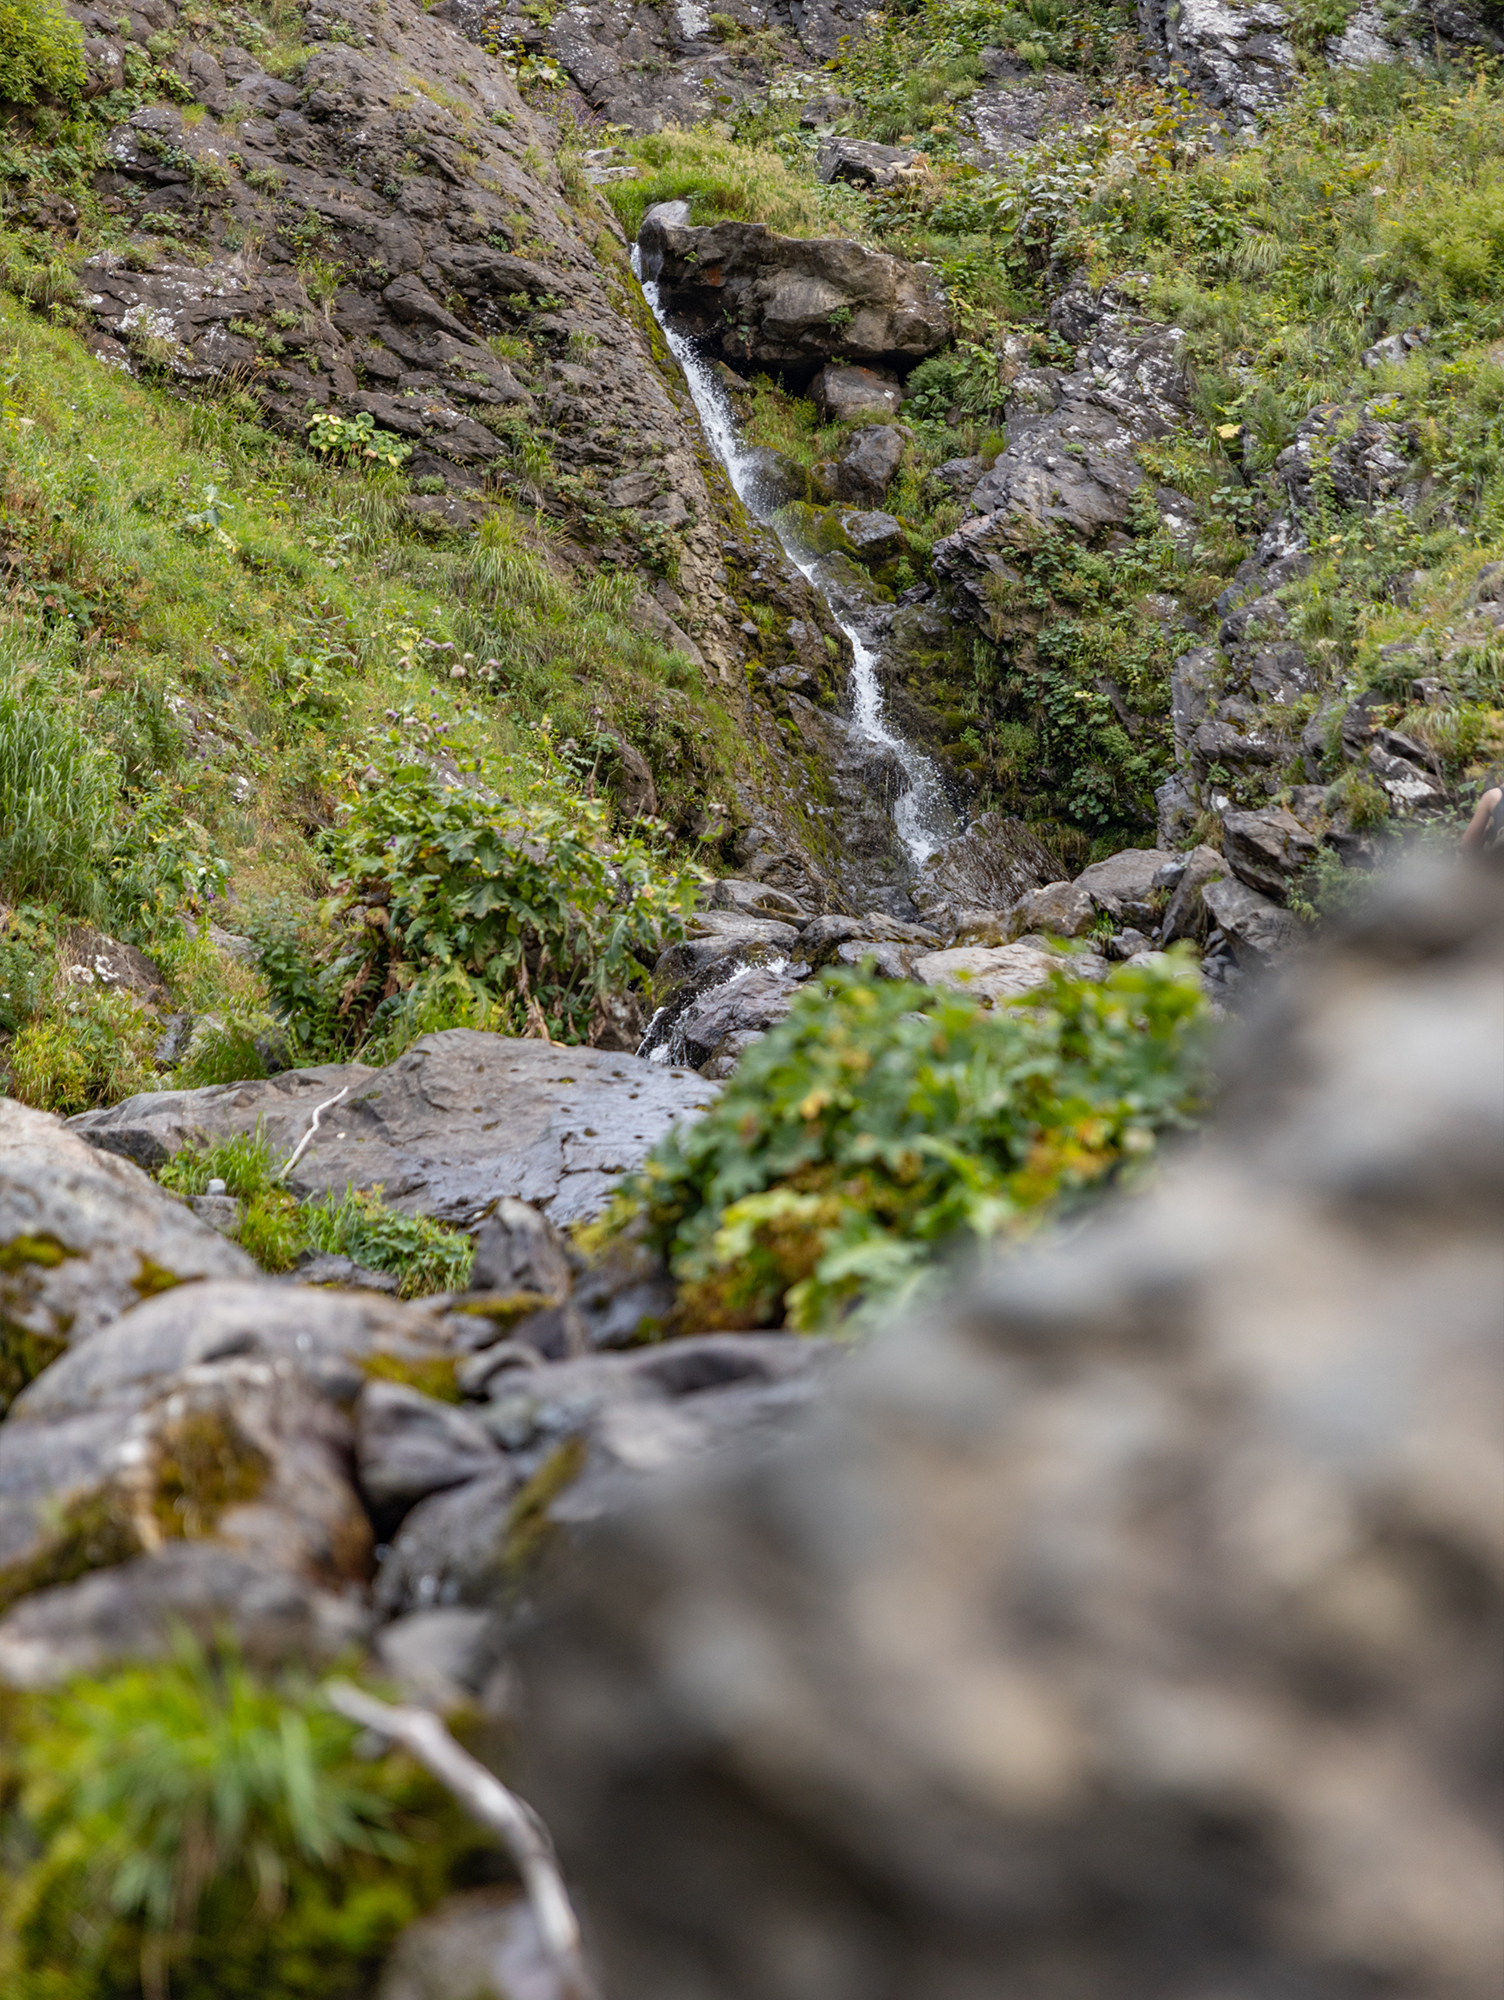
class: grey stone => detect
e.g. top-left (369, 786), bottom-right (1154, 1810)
top-left (70, 1030), bottom-right (719, 1230)
top-left (672, 965), bottom-right (803, 1075)
top-left (1169, 647), bottom-right (1220, 751)
top-left (467, 1198), bottom-right (573, 1304)
top-left (0, 1341), bottom-right (374, 1615)
top-left (834, 426), bottom-right (904, 504)
top-left (935, 305), bottom-right (1189, 617)
top-left (932, 454), bottom-right (985, 498)
top-left (915, 939), bottom-right (1109, 1002)
top-left (816, 138), bottom-right (916, 189)
top-left (1202, 874), bottom-right (1304, 965)
top-left (1160, 844), bottom-right (1231, 942)
top-left (515, 863), bottom-right (1504, 2000)
top-left (1012, 879), bottom-right (1097, 938)
top-left (701, 878), bottom-right (812, 923)
top-left (373, 1466), bottom-right (524, 1616)
top-left (0, 1099), bottom-right (256, 1408)
top-left (1072, 846), bottom-right (1178, 917)
top-left (638, 207), bottom-right (949, 373)
top-left (1276, 404), bottom-right (1412, 514)
top-left (812, 362), bottom-right (903, 421)
top-left (0, 1544), bottom-right (368, 1689)
top-left (912, 813), bottom-right (1062, 925)
top-left (1368, 743), bottom-right (1448, 809)
top-left (1221, 805), bottom-right (1323, 899)
top-left (356, 1378), bottom-right (500, 1521)
top-left (9, 1278), bottom-right (449, 1425)
top-left (840, 509), bottom-right (905, 564)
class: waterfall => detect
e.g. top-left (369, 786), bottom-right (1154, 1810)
top-left (633, 254), bottom-right (955, 872)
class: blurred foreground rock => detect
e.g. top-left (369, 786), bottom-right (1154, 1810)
top-left (517, 862), bottom-right (1504, 2000)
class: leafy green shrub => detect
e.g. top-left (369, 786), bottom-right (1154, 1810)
top-left (0, 906), bottom-right (55, 1035)
top-left (172, 1014), bottom-right (276, 1088)
top-left (0, 0), bottom-right (85, 104)
top-left (0, 1643), bottom-right (491, 2000)
top-left (0, 695), bottom-right (121, 920)
top-left (258, 733), bottom-right (698, 1058)
top-left (617, 957), bottom-right (1211, 1332)
top-left (305, 410), bottom-right (412, 471)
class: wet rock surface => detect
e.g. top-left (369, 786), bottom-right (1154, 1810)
top-left (70, 1028), bottom-right (719, 1228)
top-left (515, 864), bottom-right (1504, 2000)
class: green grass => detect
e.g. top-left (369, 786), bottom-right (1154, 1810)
top-left (0, 1641), bottom-right (493, 2000)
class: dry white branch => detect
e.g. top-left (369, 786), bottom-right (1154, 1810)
top-left (323, 1679), bottom-right (596, 2000)
top-left (277, 1085), bottom-right (349, 1181)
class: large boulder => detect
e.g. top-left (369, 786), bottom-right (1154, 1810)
top-left (0, 1099), bottom-right (256, 1411)
top-left (0, 1280), bottom-right (454, 1630)
top-left (1072, 845), bottom-right (1179, 923)
top-left (69, 1029), bottom-right (719, 1230)
top-left (833, 425), bottom-right (904, 504)
top-left (914, 938), bottom-right (1109, 1003)
top-left (811, 363), bottom-right (903, 421)
top-left (638, 204), bottom-right (950, 377)
top-left (515, 863), bottom-right (1504, 2000)
top-left (1203, 874), bottom-right (1304, 966)
top-left (0, 1544), bottom-right (368, 1690)
top-left (912, 812), bottom-right (1062, 925)
top-left (1221, 805), bottom-right (1323, 900)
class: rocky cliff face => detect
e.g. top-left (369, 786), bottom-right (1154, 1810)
top-left (59, 0), bottom-right (888, 898)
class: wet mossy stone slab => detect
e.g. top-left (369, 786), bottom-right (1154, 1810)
top-left (0, 1100), bottom-right (255, 1411)
top-left (70, 1029), bottom-right (719, 1230)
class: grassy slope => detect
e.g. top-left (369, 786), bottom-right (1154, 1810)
top-left (0, 292), bottom-right (739, 1102)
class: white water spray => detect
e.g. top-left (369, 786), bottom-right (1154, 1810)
top-left (634, 257), bottom-right (954, 869)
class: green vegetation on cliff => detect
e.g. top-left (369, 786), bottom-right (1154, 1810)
top-left (608, 40), bottom-right (1504, 854)
top-left (0, 300), bottom-right (708, 1106)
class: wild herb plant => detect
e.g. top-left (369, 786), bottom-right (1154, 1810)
top-left (257, 728), bottom-right (699, 1057)
top-left (617, 955), bottom-right (1210, 1332)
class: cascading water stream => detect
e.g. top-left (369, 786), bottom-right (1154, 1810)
top-left (633, 255), bottom-right (956, 873)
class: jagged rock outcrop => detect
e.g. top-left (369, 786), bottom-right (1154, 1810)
top-left (516, 861), bottom-right (1504, 2000)
top-left (933, 286), bottom-right (1189, 608)
top-left (638, 202), bottom-right (950, 380)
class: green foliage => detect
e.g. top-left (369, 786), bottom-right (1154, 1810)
top-left (4, 984), bottom-right (157, 1114)
top-left (619, 957), bottom-right (1210, 1331)
top-left (156, 1130), bottom-right (473, 1294)
top-left (0, 1643), bottom-right (488, 2000)
top-left (305, 410), bottom-right (412, 472)
top-left (258, 731), bottom-right (699, 1057)
top-left (301, 1186), bottom-right (474, 1296)
top-left (0, 694), bottom-right (121, 921)
top-left (156, 1128), bottom-right (283, 1202)
top-left (0, 0), bottom-right (85, 105)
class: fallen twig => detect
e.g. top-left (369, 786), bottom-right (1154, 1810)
top-left (277, 1085), bottom-right (349, 1181)
top-left (323, 1679), bottom-right (596, 2000)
